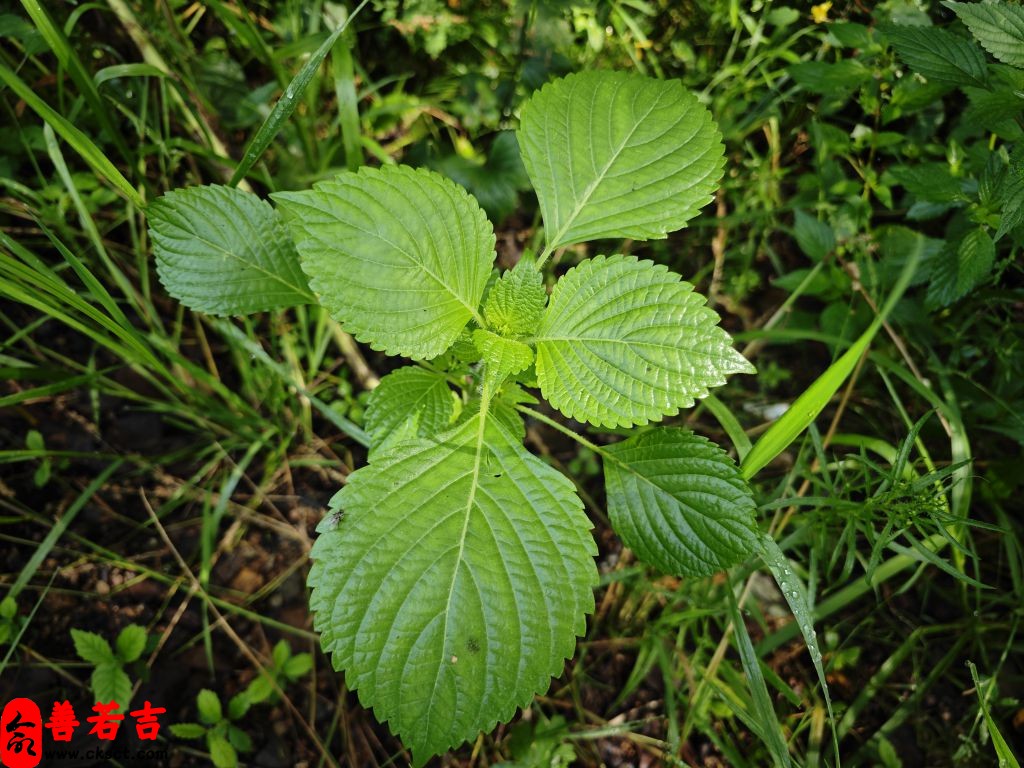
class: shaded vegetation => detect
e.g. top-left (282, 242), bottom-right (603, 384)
top-left (1, 1), bottom-right (1022, 766)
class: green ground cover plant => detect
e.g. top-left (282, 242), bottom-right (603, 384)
top-left (147, 70), bottom-right (767, 760)
top-left (71, 623), bottom-right (147, 709)
top-left (1, 0), bottom-right (1022, 766)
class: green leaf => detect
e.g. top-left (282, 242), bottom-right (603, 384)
top-left (208, 734), bottom-right (238, 768)
top-left (725, 585), bottom-right (793, 768)
top-left (364, 366), bottom-right (456, 458)
top-left (274, 166), bottom-right (494, 359)
top-left (227, 724), bottom-right (254, 753)
top-left (25, 430), bottom-right (43, 451)
top-left (603, 428), bottom-right (758, 577)
top-left (793, 210), bottom-right (836, 262)
top-left (308, 411), bottom-right (597, 760)
top-left (789, 59), bottom-right (872, 94)
top-left (964, 86), bottom-right (1024, 130)
top-left (243, 673), bottom-right (274, 704)
top-left (71, 628), bottom-right (116, 665)
top-left (995, 148), bottom-right (1024, 239)
top-left (148, 185), bottom-right (312, 315)
top-left (946, 1), bottom-right (1024, 68)
top-left (283, 653), bottom-right (313, 680)
top-left (0, 596), bottom-right (17, 620)
top-left (115, 624), bottom-right (147, 663)
top-left (91, 662), bottom-right (131, 710)
top-left (829, 21), bottom-right (874, 49)
top-left (889, 163), bottom-right (964, 203)
top-left (228, 2), bottom-right (368, 186)
top-left (884, 23), bottom-right (989, 87)
top-left (534, 255), bottom-right (754, 428)
top-left (473, 329), bottom-right (534, 393)
top-left (967, 661), bottom-right (1023, 768)
top-left (517, 71), bottom-right (724, 250)
top-left (197, 688), bottom-right (223, 725)
top-left (483, 257), bottom-right (547, 337)
top-left (226, 693), bottom-right (250, 722)
top-left (741, 242), bottom-right (923, 479)
top-left (169, 722), bottom-right (207, 739)
top-left (271, 639), bottom-right (290, 668)
top-left (760, 535), bottom-right (838, 762)
top-left (926, 227), bottom-right (995, 307)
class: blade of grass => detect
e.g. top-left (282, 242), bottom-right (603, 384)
top-left (43, 123), bottom-right (145, 317)
top-left (94, 62), bottom-right (167, 87)
top-left (741, 239), bottom-right (923, 478)
top-left (0, 61), bottom-right (143, 207)
top-left (756, 532), bottom-right (947, 656)
top-left (760, 534), bottom-right (839, 766)
top-left (228, 0), bottom-right (370, 186)
top-left (725, 580), bottom-right (793, 768)
top-left (20, 0), bottom-right (131, 161)
top-left (211, 318), bottom-right (369, 446)
top-left (702, 393), bottom-right (753, 461)
top-left (0, 573), bottom-right (58, 678)
top-left (967, 661), bottom-right (1021, 768)
top-left (0, 368), bottom-right (109, 409)
top-left (329, 5), bottom-right (363, 172)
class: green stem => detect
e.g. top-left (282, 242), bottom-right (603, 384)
top-left (536, 241), bottom-right (556, 270)
top-left (515, 404), bottom-right (607, 457)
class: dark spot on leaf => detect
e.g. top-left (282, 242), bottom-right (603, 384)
top-left (467, 638), bottom-right (480, 653)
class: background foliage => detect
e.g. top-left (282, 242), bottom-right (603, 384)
top-left (1, 0), bottom-right (1021, 766)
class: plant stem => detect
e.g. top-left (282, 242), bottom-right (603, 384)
top-left (515, 404), bottom-right (607, 457)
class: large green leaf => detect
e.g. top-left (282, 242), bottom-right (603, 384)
top-left (148, 185), bottom-right (312, 315)
top-left (885, 23), bottom-right (989, 87)
top-left (889, 163), bottom-right (965, 203)
top-left (517, 71), bottom-right (723, 250)
top-left (273, 166), bottom-right (494, 359)
top-left (946, 0), bottom-right (1024, 68)
top-left (363, 366), bottom-right (456, 458)
top-left (308, 411), bottom-right (597, 761)
top-left (534, 255), bottom-right (754, 428)
top-left (603, 428), bottom-right (758, 577)
top-left (926, 227), bottom-right (995, 307)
